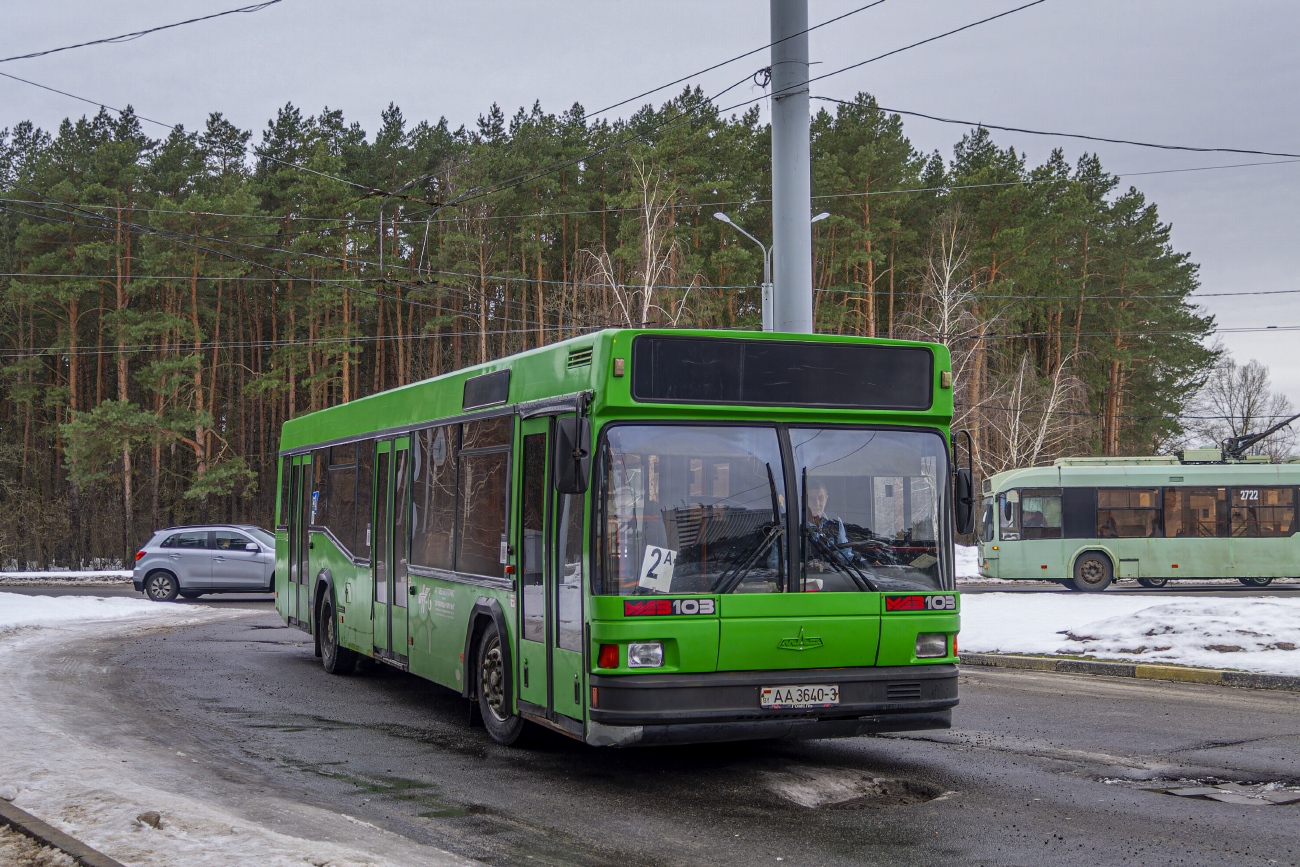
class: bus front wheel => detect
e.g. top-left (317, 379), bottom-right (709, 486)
top-left (477, 622), bottom-right (525, 746)
top-left (1070, 553), bottom-right (1113, 592)
top-left (1238, 576), bottom-right (1274, 587)
top-left (319, 596), bottom-right (357, 675)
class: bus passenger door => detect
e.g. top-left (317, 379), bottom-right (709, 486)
top-left (373, 442), bottom-right (392, 657)
top-left (517, 421), bottom-right (551, 710)
top-left (373, 438), bottom-right (411, 663)
top-left (517, 418), bottom-right (585, 725)
top-left (292, 455), bottom-right (312, 626)
top-left (551, 481), bottom-right (586, 722)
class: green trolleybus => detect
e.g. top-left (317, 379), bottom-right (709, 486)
top-left (275, 329), bottom-right (970, 747)
top-left (977, 450), bottom-right (1300, 591)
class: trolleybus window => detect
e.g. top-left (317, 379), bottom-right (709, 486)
top-left (790, 428), bottom-right (948, 592)
top-left (979, 498), bottom-right (995, 543)
top-left (1230, 487), bottom-right (1296, 538)
top-left (597, 425), bottom-right (786, 595)
top-left (1097, 488), bottom-right (1162, 538)
top-left (998, 490), bottom-right (1020, 540)
top-left (1017, 488), bottom-right (1062, 540)
top-left (1163, 487), bottom-right (1224, 538)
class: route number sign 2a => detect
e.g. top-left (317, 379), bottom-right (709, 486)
top-left (638, 545), bottom-right (677, 592)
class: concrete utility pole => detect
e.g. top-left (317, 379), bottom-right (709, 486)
top-left (769, 0), bottom-right (813, 333)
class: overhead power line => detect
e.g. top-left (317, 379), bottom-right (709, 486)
top-left (813, 97), bottom-right (1300, 160)
top-left (0, 1), bottom-right (285, 65)
top-left (583, 0), bottom-right (890, 120)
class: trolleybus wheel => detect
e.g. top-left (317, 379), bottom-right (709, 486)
top-left (477, 622), bottom-right (525, 746)
top-left (1070, 553), bottom-right (1113, 592)
top-left (145, 571), bottom-right (179, 602)
top-left (319, 596), bottom-right (357, 675)
top-left (1238, 576), bottom-right (1273, 587)
top-left (1137, 577), bottom-right (1167, 588)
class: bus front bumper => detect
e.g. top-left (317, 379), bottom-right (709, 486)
top-left (586, 664), bottom-right (957, 747)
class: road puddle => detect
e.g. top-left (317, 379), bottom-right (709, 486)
top-left (763, 766), bottom-right (950, 808)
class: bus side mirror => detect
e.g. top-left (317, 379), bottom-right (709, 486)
top-left (553, 416), bottom-right (591, 494)
top-left (954, 467), bottom-right (975, 535)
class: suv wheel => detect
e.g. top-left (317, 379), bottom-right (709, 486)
top-left (145, 571), bottom-right (179, 602)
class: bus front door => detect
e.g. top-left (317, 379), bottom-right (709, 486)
top-left (372, 439), bottom-right (411, 664)
top-left (517, 419), bottom-right (584, 725)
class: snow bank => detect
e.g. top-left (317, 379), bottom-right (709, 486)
top-left (0, 571), bottom-right (132, 587)
top-left (961, 594), bottom-right (1300, 676)
top-left (954, 544), bottom-right (980, 579)
top-left (0, 591), bottom-right (182, 630)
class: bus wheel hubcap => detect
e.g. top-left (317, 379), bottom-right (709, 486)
top-left (1080, 560), bottom-right (1105, 584)
top-left (482, 640), bottom-right (507, 721)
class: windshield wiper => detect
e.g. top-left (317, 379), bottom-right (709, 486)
top-left (800, 466), bottom-right (877, 592)
top-left (709, 522), bottom-right (784, 594)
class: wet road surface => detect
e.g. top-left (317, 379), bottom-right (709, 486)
top-left (24, 590), bottom-right (1297, 867)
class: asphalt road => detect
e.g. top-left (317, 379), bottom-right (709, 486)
top-left (14, 587), bottom-right (1297, 867)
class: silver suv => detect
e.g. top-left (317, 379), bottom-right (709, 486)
top-left (134, 525), bottom-right (275, 601)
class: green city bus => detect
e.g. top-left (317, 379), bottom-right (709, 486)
top-left (978, 451), bottom-right (1300, 591)
top-left (275, 328), bottom-right (969, 747)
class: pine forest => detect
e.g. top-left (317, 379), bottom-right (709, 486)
top-left (0, 91), bottom-right (1216, 567)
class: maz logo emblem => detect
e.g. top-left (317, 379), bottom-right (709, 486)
top-left (777, 627), bottom-right (824, 651)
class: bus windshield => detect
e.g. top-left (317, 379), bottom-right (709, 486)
top-left (597, 425), bottom-right (787, 595)
top-left (596, 424), bottom-right (949, 594)
top-left (791, 428), bottom-right (948, 592)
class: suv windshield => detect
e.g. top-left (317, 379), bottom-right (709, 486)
top-left (595, 424), bottom-right (950, 595)
top-left (247, 527), bottom-right (274, 547)
top-left (790, 427), bottom-right (948, 592)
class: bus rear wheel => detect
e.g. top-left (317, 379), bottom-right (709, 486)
top-left (1137, 577), bottom-right (1167, 588)
top-left (1070, 553), bottom-right (1113, 592)
top-left (1238, 576), bottom-right (1274, 587)
top-left (477, 622), bottom-right (525, 746)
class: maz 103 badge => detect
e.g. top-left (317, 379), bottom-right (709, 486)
top-left (637, 544), bottom-right (678, 593)
top-left (885, 594), bottom-right (957, 612)
top-left (624, 598), bottom-right (716, 617)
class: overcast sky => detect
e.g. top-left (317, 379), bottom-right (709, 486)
top-left (5, 0), bottom-right (1298, 409)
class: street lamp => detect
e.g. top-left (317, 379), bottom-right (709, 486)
top-left (715, 210), bottom-right (832, 332)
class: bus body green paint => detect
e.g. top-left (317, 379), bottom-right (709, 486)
top-left (275, 328), bottom-right (961, 746)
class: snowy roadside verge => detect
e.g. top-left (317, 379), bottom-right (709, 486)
top-left (0, 571), bottom-right (131, 587)
top-left (961, 593), bottom-right (1300, 676)
top-left (0, 596), bottom-right (474, 867)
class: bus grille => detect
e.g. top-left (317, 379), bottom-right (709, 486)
top-left (567, 346), bottom-right (594, 368)
top-left (886, 683), bottom-right (923, 701)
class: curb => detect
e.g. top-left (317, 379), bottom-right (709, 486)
top-left (959, 652), bottom-right (1300, 693)
top-left (0, 799), bottom-right (125, 867)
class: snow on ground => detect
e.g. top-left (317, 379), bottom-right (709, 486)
top-left (0, 571), bottom-right (131, 587)
top-left (0, 591), bottom-right (176, 629)
top-left (961, 593), bottom-right (1300, 676)
top-left (0, 595), bottom-right (473, 867)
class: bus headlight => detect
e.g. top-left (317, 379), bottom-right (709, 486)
top-left (627, 642), bottom-right (664, 668)
top-left (915, 634), bottom-right (948, 658)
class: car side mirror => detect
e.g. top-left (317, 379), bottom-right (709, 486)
top-left (245, 542), bottom-right (260, 552)
top-left (553, 415), bottom-right (591, 494)
top-left (954, 467), bottom-right (975, 535)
